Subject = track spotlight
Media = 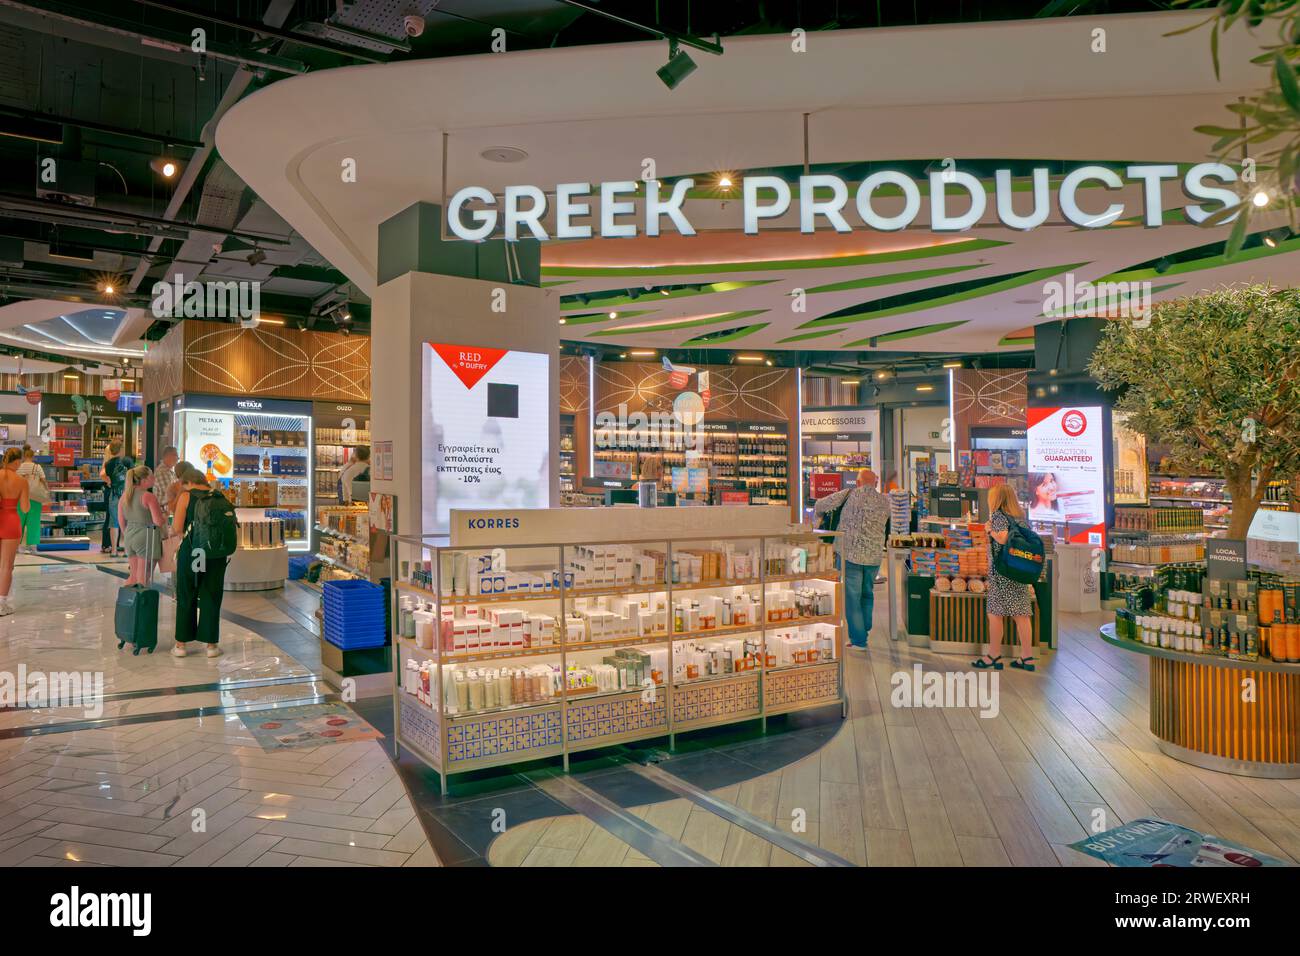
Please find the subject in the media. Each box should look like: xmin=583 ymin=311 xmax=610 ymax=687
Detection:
xmin=656 ymin=40 xmax=697 ymax=90
xmin=247 ymin=247 xmax=266 ymax=267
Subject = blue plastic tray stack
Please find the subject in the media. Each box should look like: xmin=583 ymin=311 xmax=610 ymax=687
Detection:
xmin=322 ymin=579 xmax=387 ymax=649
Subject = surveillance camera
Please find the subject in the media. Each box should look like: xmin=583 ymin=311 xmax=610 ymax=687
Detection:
xmin=403 ymin=14 xmax=425 ymax=37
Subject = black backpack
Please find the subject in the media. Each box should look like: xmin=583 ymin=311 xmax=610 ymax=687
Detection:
xmin=187 ymin=489 xmax=239 ymax=560
xmin=817 ymin=499 xmax=845 ymax=544
xmin=994 ymin=511 xmax=1046 ymax=584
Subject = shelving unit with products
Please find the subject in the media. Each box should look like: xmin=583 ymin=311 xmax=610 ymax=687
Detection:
xmin=87 ymin=415 xmax=125 ymax=459
xmin=37 ymin=459 xmax=106 ymax=552
xmin=314 ymin=425 xmax=371 ymax=504
xmin=801 ymin=429 xmax=871 ymax=512
xmin=175 ymin=399 xmax=313 ymax=552
xmin=0 ymin=414 xmax=29 ymax=454
xmin=559 ymin=414 xmax=577 ymax=501
xmin=1144 ymin=474 xmax=1292 ymax=535
xmin=968 ymin=426 xmax=1028 ymax=502
xmin=391 ymin=529 xmax=843 ymax=793
xmin=313 ymin=504 xmax=371 ymax=583
xmin=591 ymin=420 xmax=792 ymax=506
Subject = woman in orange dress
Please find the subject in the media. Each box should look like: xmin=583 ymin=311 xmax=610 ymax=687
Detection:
xmin=0 ymin=448 xmax=32 ymax=615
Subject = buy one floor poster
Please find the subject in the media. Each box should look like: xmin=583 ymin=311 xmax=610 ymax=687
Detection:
xmin=1071 ymin=817 xmax=1290 ymax=867
xmin=421 ymin=343 xmax=550 ymax=534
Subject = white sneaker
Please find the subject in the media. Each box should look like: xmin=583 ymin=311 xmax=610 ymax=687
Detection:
xmin=171 ymin=642 xmax=187 ymax=657
xmin=0 ymin=600 xmax=12 ymax=617
xmin=205 ymin=645 xmax=223 ymax=659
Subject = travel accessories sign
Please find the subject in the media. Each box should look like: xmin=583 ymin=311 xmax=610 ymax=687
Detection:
xmin=446 ymin=164 xmax=1244 ymax=240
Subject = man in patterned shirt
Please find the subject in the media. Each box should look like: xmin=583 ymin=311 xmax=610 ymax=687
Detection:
xmin=153 ymin=446 xmax=179 ymax=515
xmin=813 ymin=469 xmax=890 ymax=650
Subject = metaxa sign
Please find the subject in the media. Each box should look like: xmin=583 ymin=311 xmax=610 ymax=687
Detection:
xmin=446 ymin=164 xmax=1244 ymax=240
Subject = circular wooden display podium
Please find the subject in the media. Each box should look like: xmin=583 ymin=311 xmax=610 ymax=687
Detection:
xmin=1100 ymin=624 xmax=1300 ymax=778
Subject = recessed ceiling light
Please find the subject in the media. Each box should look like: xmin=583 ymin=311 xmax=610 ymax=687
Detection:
xmin=1253 ymin=190 xmax=1270 ymax=207
xmin=608 ymin=311 xmax=618 ymax=319
xmin=481 ymin=146 xmax=528 ymax=164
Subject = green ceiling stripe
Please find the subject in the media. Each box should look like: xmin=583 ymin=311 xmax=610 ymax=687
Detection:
xmin=806 ymin=262 xmax=985 ymax=294
xmin=559 ymin=279 xmax=774 ymax=311
xmin=589 ymin=309 xmax=768 ymax=337
xmin=1098 ymin=235 xmax=1300 ymax=282
xmin=561 ymin=308 xmax=656 ymax=325
xmin=777 ymin=327 xmax=848 ymax=343
xmin=999 ymin=335 xmax=1035 ymax=347
xmin=848 ymin=320 xmax=968 ymax=347
xmin=682 ymin=323 xmax=770 ymax=345
xmin=541 ymin=238 xmax=1008 ymax=277
xmin=542 ymin=280 xmax=576 ymax=287
xmin=799 ymin=261 xmax=1089 ymax=329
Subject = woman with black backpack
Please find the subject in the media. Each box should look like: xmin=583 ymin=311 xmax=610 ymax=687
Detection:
xmin=973 ymin=484 xmax=1038 ymax=672
xmin=169 ymin=464 xmax=236 ymax=658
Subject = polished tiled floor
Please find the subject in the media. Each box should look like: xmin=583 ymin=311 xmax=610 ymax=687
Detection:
xmin=0 ymin=563 xmax=437 ymax=867
xmin=10 ymin=561 xmax=1300 ymax=868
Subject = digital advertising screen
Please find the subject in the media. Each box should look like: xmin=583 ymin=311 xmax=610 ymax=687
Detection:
xmin=1026 ymin=406 xmax=1106 ymax=545
xmin=421 ymin=343 xmax=550 ymax=534
xmin=180 ymin=410 xmax=235 ymax=483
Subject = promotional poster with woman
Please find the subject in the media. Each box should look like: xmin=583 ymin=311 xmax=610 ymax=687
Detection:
xmin=1026 ymin=406 xmax=1106 ymax=545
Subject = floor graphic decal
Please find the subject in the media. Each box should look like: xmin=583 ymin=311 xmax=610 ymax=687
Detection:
xmin=239 ymin=702 xmax=383 ymax=751
xmin=1071 ymin=817 xmax=1291 ymax=867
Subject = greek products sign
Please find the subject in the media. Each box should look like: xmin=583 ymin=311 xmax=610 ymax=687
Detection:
xmin=421 ymin=343 xmax=549 ymax=534
xmin=1026 ymin=406 xmax=1106 ymax=545
xmin=446 ymin=164 xmax=1243 ymax=241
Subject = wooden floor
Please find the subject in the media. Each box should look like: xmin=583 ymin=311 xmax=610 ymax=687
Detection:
xmin=487 ymin=610 xmax=1300 ymax=866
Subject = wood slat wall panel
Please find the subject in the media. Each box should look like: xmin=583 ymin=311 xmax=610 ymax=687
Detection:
xmin=145 ymin=320 xmax=370 ymax=403
xmin=1150 ymin=658 xmax=1300 ymax=764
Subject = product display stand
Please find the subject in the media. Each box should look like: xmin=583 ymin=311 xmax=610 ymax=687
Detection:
xmin=1100 ymin=623 xmax=1299 ymax=778
xmin=390 ymin=528 xmax=844 ymax=794
xmin=224 ymin=514 xmax=289 ymax=591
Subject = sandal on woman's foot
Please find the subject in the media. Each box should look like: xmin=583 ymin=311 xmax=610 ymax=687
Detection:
xmin=1010 ymin=656 xmax=1037 ymax=672
xmin=972 ymin=654 xmax=1003 ymax=670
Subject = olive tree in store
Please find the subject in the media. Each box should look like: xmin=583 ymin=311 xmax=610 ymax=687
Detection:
xmin=1089 ymin=284 xmax=1300 ymax=539
xmin=1174 ymin=1 xmax=1300 ymax=252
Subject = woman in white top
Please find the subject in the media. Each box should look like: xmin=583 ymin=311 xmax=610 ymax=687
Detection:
xmin=15 ymin=446 xmax=49 ymax=555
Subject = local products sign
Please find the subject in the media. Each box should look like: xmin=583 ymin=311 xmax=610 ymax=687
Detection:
xmin=422 ymin=343 xmax=550 ymax=535
xmin=447 ymin=164 xmax=1243 ymax=241
xmin=1026 ymin=406 xmax=1106 ymax=545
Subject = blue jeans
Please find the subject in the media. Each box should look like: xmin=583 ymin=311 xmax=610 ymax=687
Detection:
xmin=843 ymin=560 xmax=878 ymax=648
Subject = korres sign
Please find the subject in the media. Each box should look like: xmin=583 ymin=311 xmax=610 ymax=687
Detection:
xmin=447 ymin=164 xmax=1242 ymax=241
